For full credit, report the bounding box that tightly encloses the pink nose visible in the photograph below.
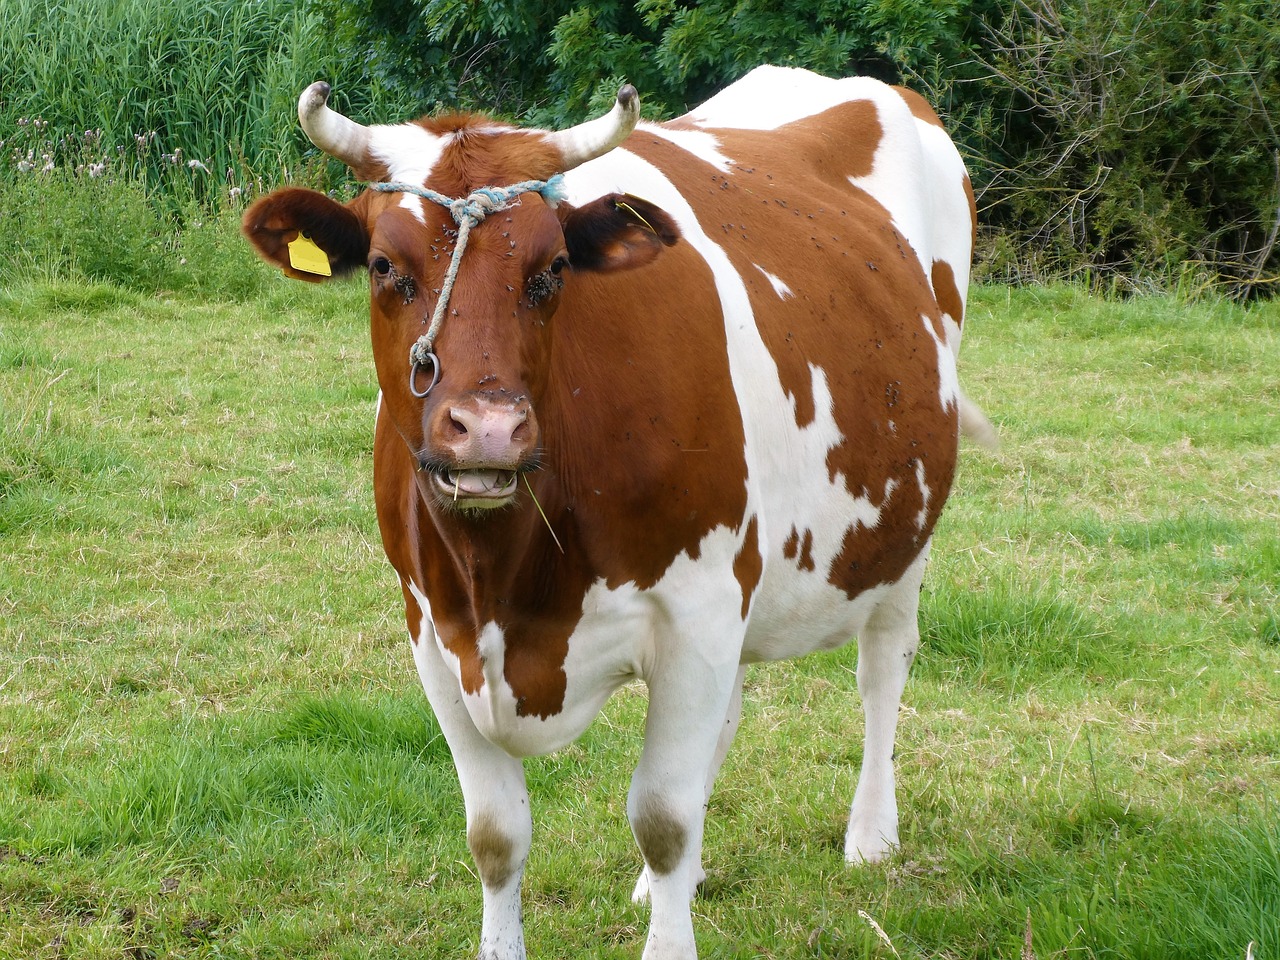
[435,399,535,466]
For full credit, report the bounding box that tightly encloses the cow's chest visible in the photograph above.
[419,523,754,757]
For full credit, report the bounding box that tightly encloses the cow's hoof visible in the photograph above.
[844,826,898,865]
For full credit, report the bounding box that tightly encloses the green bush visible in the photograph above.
[927,0,1280,297]
[308,0,995,123]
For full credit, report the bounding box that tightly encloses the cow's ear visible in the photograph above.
[241,188,370,282]
[560,193,680,272]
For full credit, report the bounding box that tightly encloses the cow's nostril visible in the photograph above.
[448,415,469,438]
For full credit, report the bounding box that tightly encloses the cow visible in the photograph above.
[242,65,992,960]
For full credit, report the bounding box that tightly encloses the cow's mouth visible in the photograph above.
[432,468,519,507]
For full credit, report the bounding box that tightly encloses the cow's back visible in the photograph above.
[560,67,968,661]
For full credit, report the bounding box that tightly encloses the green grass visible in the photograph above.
[1,277,1277,959]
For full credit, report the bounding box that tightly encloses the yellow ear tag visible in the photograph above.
[287,233,332,276]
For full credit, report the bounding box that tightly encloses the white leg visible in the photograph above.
[409,618,530,960]
[629,656,741,960]
[845,551,927,864]
[632,664,746,904]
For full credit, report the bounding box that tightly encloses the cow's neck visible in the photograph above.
[427,479,576,627]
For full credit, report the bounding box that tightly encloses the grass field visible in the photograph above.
[1,275,1277,959]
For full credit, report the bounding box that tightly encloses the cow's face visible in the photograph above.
[363,186,677,513]
[242,84,677,514]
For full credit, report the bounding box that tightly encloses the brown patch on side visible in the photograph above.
[626,96,959,602]
[782,526,800,560]
[798,529,816,572]
[649,100,882,439]
[932,259,964,328]
[732,517,762,619]
[631,795,687,876]
[468,811,519,890]
[963,173,977,271]
[540,246,749,595]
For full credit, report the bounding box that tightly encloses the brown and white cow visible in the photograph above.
[243,65,991,960]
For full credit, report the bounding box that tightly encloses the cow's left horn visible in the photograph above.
[546,85,641,171]
[298,81,372,170]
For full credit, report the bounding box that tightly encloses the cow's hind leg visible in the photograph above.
[845,546,929,864]
[631,663,747,904]
[408,608,531,960]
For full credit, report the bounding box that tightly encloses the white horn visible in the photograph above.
[297,81,372,170]
[546,84,641,171]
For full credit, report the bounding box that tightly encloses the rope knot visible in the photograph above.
[449,195,491,224]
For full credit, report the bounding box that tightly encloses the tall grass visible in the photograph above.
[0,0,356,194]
[0,0,427,292]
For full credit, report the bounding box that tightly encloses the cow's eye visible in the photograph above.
[549,255,569,276]
[371,256,392,276]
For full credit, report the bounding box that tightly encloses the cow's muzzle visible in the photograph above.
[422,396,538,509]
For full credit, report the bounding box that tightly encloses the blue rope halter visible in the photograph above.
[369,175,567,397]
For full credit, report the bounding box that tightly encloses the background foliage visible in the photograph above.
[946,0,1280,297]
[1,0,1278,294]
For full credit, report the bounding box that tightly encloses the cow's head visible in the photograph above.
[243,83,679,513]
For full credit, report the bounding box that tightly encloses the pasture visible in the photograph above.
[1,275,1277,958]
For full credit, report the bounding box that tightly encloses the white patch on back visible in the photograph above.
[754,264,793,300]
[639,122,731,172]
[683,66,888,132]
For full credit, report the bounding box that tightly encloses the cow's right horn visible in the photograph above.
[298,81,372,170]
[546,84,641,171]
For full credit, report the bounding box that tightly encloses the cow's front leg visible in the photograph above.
[631,663,746,905]
[629,656,741,960]
[409,617,530,960]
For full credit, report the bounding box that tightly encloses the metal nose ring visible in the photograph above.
[409,351,440,397]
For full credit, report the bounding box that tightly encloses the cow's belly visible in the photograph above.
[741,543,930,662]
